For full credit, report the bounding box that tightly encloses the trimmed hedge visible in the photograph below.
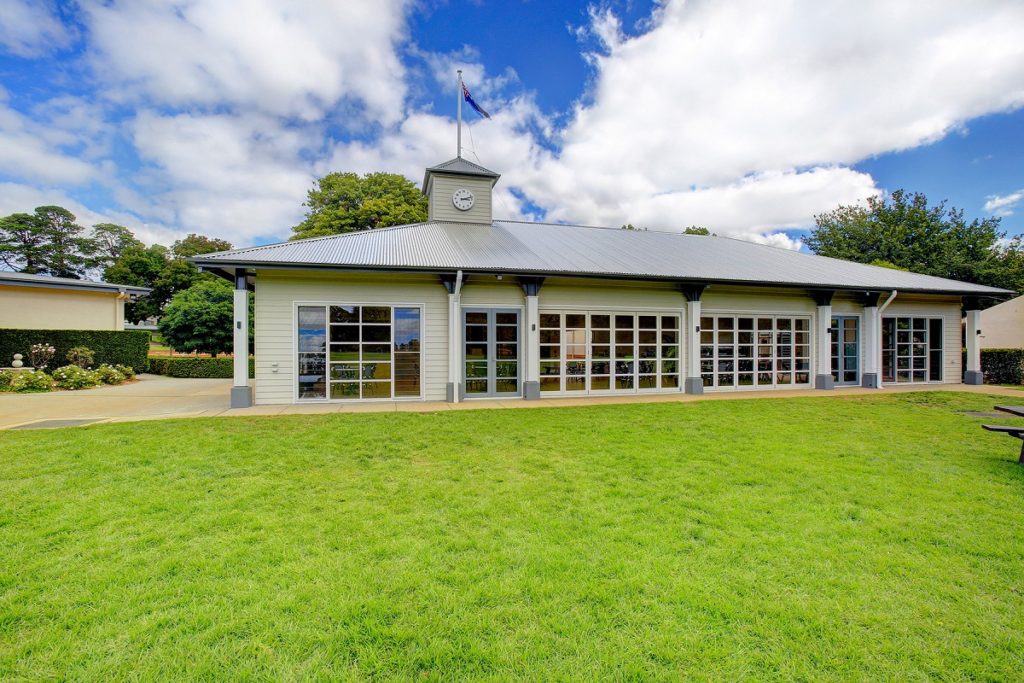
[148,356,255,379]
[980,348,1024,385]
[0,329,149,373]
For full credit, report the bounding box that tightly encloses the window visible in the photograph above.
[297,304,422,400]
[700,315,811,389]
[882,316,943,383]
[539,311,680,393]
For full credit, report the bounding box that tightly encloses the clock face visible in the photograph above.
[452,188,475,211]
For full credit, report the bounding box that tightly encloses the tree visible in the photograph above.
[684,226,715,236]
[172,233,233,258]
[103,244,170,322]
[33,206,94,278]
[91,223,143,269]
[0,212,47,273]
[290,172,428,240]
[0,206,95,278]
[808,190,1023,293]
[158,279,237,356]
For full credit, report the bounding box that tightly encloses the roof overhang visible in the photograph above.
[190,258,1012,299]
[0,273,151,297]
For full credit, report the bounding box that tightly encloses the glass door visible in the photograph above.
[463,308,520,397]
[830,316,859,385]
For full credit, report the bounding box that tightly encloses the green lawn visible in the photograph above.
[2,393,1023,680]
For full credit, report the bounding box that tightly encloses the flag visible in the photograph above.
[462,83,491,119]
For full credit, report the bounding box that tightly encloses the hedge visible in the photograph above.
[0,328,150,372]
[147,356,255,379]
[980,348,1024,385]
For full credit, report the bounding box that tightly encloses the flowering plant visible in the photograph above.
[29,343,55,370]
[52,364,99,390]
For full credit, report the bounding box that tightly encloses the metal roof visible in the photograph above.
[0,270,151,295]
[193,220,1011,296]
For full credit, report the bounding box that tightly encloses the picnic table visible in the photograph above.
[981,406,1024,464]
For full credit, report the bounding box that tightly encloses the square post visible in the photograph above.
[442,273,464,402]
[860,292,881,388]
[520,277,544,399]
[811,290,835,390]
[231,271,252,408]
[964,297,984,384]
[680,283,706,394]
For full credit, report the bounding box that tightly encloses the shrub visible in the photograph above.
[13,370,55,393]
[52,364,99,390]
[29,343,55,370]
[147,356,254,379]
[66,346,95,369]
[980,348,1024,385]
[93,364,127,385]
[0,329,149,373]
[114,364,136,380]
[0,369,14,392]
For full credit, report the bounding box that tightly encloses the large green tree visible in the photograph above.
[91,223,144,270]
[290,172,428,240]
[171,233,233,258]
[157,278,239,356]
[0,206,95,278]
[808,190,1024,293]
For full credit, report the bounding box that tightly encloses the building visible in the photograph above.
[979,294,1024,349]
[193,157,1009,408]
[0,271,150,331]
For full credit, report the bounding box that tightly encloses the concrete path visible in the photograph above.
[0,374,232,428]
[1,374,1022,429]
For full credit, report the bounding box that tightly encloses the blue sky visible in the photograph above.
[0,0,1022,250]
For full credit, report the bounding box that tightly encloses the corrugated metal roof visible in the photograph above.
[193,220,1011,296]
[0,270,151,295]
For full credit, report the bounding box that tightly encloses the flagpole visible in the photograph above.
[456,70,462,159]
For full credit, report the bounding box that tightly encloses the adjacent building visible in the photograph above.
[194,157,1009,408]
[978,294,1024,349]
[0,271,150,331]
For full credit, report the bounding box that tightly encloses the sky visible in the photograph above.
[0,0,1022,252]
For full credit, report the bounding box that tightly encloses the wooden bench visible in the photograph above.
[982,405,1024,463]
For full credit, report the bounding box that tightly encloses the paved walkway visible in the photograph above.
[1,374,1022,429]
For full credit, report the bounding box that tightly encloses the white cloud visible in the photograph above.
[984,189,1024,216]
[519,0,1024,244]
[0,102,98,184]
[80,0,411,123]
[0,1,73,57]
[129,110,317,243]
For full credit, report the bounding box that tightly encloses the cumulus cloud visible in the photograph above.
[0,1,74,57]
[2,0,1024,250]
[984,189,1024,216]
[79,0,411,123]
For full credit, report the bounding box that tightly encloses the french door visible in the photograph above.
[463,308,520,397]
[830,316,860,385]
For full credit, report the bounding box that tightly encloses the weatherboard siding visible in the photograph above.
[253,271,449,404]
[427,175,493,224]
[882,296,963,384]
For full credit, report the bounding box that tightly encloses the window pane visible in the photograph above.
[329,344,359,362]
[330,363,359,381]
[394,308,421,351]
[540,345,560,360]
[591,314,610,329]
[496,312,518,325]
[496,325,518,342]
[466,379,488,394]
[592,330,610,344]
[362,343,390,360]
[540,313,560,328]
[540,377,560,392]
[661,375,679,388]
[496,361,518,378]
[495,379,518,393]
[565,313,586,328]
[394,354,420,397]
[591,376,610,390]
[362,381,391,398]
[330,325,358,343]
[362,306,391,323]
[465,311,487,325]
[298,354,326,399]
[299,306,327,352]
[330,306,359,323]
[361,363,391,380]
[330,382,359,399]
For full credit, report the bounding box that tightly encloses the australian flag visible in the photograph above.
[462,83,491,119]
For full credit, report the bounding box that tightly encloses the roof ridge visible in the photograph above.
[496,218,705,236]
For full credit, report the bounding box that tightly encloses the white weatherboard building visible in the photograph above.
[194,157,1009,408]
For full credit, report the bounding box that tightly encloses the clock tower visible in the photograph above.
[422,157,500,224]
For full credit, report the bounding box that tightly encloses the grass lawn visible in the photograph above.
[2,392,1023,680]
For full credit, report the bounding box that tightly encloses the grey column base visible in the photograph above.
[684,377,704,395]
[523,381,540,400]
[230,385,253,408]
[861,373,879,389]
[964,370,984,385]
[814,374,835,390]
[446,382,456,402]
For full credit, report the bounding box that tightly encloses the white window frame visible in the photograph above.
[537,308,684,396]
[700,312,813,391]
[881,314,946,384]
[291,301,426,403]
